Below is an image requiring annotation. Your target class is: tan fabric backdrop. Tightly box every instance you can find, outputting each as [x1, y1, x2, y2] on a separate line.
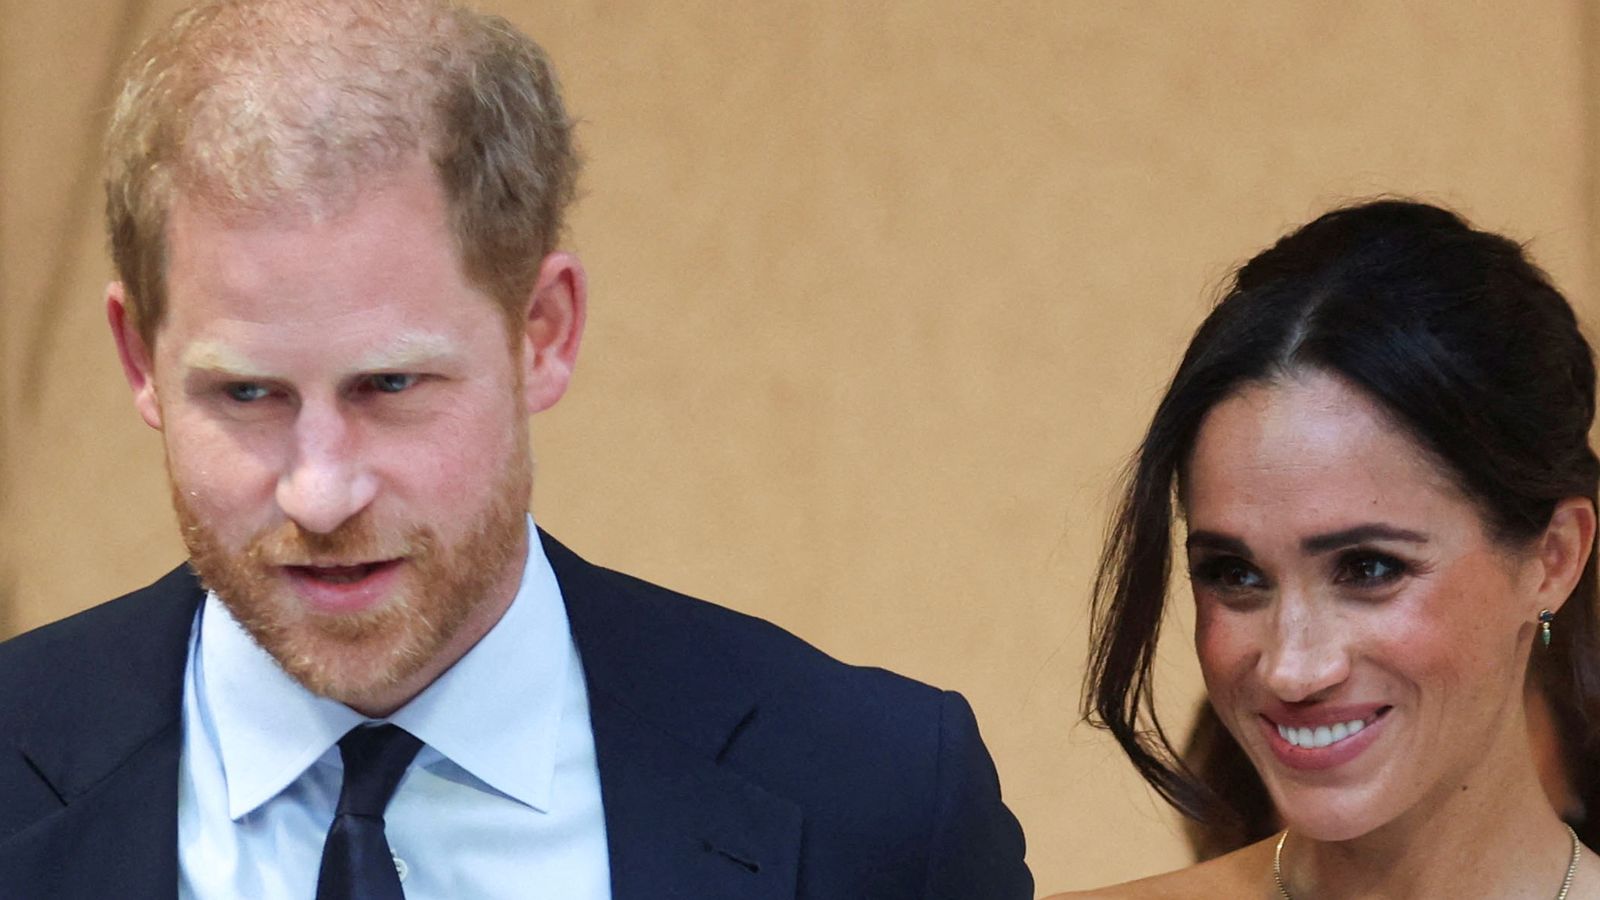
[4, 1, 1596, 891]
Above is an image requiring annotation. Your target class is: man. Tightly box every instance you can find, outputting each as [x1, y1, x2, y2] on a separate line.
[0, 1, 1031, 897]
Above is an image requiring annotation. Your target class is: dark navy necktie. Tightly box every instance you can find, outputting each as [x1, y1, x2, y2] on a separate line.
[315, 724, 424, 900]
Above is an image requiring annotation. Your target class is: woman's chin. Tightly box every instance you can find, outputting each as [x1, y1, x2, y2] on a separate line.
[1281, 815, 1375, 844]
[1280, 798, 1399, 843]
[1269, 782, 1396, 843]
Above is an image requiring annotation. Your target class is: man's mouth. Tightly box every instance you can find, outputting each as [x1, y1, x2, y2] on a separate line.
[285, 560, 401, 584]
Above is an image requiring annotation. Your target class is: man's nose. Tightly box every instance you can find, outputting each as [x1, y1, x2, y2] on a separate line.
[275, 402, 378, 535]
[1260, 595, 1351, 703]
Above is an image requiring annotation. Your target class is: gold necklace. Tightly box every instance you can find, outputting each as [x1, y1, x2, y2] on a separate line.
[1273, 825, 1580, 900]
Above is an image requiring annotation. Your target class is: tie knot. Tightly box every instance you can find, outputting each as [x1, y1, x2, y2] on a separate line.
[335, 724, 423, 819]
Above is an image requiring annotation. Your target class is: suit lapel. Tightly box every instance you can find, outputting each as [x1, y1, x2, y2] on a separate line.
[543, 531, 802, 900]
[3, 544, 805, 897]
[588, 693, 801, 899]
[0, 721, 183, 895]
[0, 565, 201, 896]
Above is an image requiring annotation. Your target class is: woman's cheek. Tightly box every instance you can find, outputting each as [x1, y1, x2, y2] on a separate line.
[1194, 601, 1254, 685]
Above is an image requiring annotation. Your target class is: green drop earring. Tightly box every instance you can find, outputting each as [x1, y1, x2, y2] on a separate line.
[1539, 609, 1556, 647]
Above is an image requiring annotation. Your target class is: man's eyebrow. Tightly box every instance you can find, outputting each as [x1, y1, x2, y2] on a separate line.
[177, 334, 463, 378]
[1302, 524, 1429, 554]
[347, 334, 461, 371]
[180, 342, 270, 378]
[1185, 531, 1251, 557]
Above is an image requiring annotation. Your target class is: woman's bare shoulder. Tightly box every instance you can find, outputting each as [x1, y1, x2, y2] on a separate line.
[1043, 836, 1278, 900]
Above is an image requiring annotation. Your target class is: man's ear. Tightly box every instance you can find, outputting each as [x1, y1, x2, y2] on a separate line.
[519, 251, 587, 414]
[107, 282, 163, 430]
[1529, 496, 1597, 615]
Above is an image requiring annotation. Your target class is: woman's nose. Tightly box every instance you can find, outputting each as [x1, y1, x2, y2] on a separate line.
[1259, 597, 1351, 702]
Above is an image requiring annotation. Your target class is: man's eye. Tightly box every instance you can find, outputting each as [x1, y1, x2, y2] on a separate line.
[1336, 553, 1407, 586]
[367, 373, 418, 394]
[224, 382, 270, 402]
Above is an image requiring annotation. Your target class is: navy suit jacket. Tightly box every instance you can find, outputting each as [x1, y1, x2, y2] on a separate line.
[0, 531, 1032, 898]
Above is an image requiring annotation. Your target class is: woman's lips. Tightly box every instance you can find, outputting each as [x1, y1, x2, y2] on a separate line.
[1260, 706, 1391, 771]
[281, 559, 405, 615]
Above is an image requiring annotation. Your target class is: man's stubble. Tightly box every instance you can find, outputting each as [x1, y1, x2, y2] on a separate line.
[170, 426, 533, 711]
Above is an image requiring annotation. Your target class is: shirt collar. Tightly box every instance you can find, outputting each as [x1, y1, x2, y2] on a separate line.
[199, 514, 575, 819]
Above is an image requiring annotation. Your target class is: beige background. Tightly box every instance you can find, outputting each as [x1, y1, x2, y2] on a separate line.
[3, 1, 1597, 892]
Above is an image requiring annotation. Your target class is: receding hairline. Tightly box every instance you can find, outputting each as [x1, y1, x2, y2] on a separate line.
[152, 0, 464, 215]
[105, 0, 580, 348]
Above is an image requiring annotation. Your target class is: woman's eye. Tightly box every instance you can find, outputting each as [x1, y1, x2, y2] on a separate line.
[224, 382, 269, 402]
[367, 373, 418, 394]
[1191, 557, 1264, 591]
[1336, 552, 1407, 586]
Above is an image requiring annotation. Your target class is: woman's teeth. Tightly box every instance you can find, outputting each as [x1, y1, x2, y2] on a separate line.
[1278, 718, 1366, 749]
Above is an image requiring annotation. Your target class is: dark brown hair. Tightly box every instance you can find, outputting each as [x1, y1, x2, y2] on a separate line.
[1084, 199, 1600, 830]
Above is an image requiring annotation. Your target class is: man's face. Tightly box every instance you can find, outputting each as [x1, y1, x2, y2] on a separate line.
[117, 159, 573, 713]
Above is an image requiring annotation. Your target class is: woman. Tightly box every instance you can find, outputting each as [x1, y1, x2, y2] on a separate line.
[1053, 200, 1600, 898]
[1178, 666, 1594, 863]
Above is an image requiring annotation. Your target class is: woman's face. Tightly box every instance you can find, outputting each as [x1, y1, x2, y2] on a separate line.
[1184, 370, 1548, 841]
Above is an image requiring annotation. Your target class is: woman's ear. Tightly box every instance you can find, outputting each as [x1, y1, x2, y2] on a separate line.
[1529, 497, 1596, 615]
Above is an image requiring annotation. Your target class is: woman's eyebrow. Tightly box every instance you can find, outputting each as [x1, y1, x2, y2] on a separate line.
[1302, 524, 1429, 554]
[1185, 531, 1251, 556]
[1185, 525, 1432, 557]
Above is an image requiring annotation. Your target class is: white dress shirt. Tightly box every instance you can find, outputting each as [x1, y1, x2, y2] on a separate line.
[177, 516, 611, 898]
